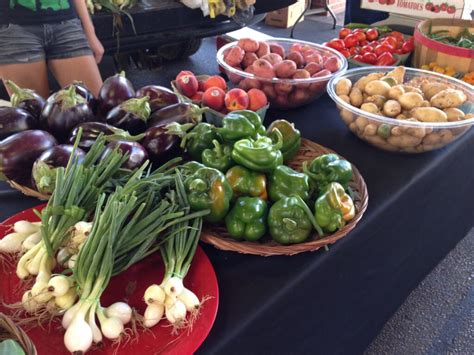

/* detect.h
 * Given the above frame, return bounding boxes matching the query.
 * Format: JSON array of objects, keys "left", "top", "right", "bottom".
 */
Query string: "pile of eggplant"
[{"left": 0, "top": 72, "right": 204, "bottom": 195}]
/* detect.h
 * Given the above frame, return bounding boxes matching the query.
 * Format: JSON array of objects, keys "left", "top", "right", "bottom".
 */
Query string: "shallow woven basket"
[
  {"left": 6, "top": 180, "right": 50, "bottom": 201},
  {"left": 0, "top": 313, "right": 37, "bottom": 355},
  {"left": 201, "top": 138, "right": 369, "bottom": 256}
]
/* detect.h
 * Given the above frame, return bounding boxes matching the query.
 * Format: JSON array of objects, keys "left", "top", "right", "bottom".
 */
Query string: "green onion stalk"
[
  {"left": 60, "top": 169, "right": 208, "bottom": 353},
  {"left": 143, "top": 170, "right": 206, "bottom": 329},
  {"left": 16, "top": 132, "right": 129, "bottom": 311}
]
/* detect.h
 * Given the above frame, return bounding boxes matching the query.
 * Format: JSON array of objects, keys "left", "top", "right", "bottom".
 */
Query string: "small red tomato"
[
  {"left": 362, "top": 52, "right": 377, "bottom": 64},
  {"left": 382, "top": 36, "right": 399, "bottom": 49},
  {"left": 366, "top": 28, "right": 379, "bottom": 41},
  {"left": 370, "top": 40, "right": 380, "bottom": 48},
  {"left": 390, "top": 31, "right": 404, "bottom": 41},
  {"left": 360, "top": 45, "right": 374, "bottom": 54},
  {"left": 176, "top": 74, "right": 198, "bottom": 97},
  {"left": 339, "top": 28, "right": 351, "bottom": 39},
  {"left": 352, "top": 28, "right": 365, "bottom": 34},
  {"left": 401, "top": 40, "right": 414, "bottom": 54},
  {"left": 349, "top": 46, "right": 361, "bottom": 55},
  {"left": 176, "top": 70, "right": 195, "bottom": 80},
  {"left": 339, "top": 48, "right": 351, "bottom": 58},
  {"left": 395, "top": 48, "right": 404, "bottom": 55},
  {"left": 374, "top": 44, "right": 394, "bottom": 56},
  {"left": 355, "top": 31, "right": 367, "bottom": 42},
  {"left": 376, "top": 52, "right": 395, "bottom": 66},
  {"left": 344, "top": 34, "right": 359, "bottom": 48},
  {"left": 327, "top": 39, "right": 346, "bottom": 51},
  {"left": 359, "top": 40, "right": 369, "bottom": 46},
  {"left": 352, "top": 54, "right": 364, "bottom": 63}
]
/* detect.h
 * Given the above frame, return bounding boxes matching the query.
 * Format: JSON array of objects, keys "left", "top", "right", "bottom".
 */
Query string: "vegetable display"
[{"left": 425, "top": 27, "right": 474, "bottom": 49}]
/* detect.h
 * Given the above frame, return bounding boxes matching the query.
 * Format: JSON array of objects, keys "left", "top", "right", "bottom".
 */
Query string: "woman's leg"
[
  {"left": 48, "top": 55, "right": 103, "bottom": 97},
  {"left": 0, "top": 61, "right": 50, "bottom": 98}
]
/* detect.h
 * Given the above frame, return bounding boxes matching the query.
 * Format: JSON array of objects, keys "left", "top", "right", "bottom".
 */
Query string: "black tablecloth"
[{"left": 1, "top": 95, "right": 472, "bottom": 354}]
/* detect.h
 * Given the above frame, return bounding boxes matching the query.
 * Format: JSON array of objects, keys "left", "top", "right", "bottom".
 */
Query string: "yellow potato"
[
  {"left": 364, "top": 80, "right": 391, "bottom": 97},
  {"left": 355, "top": 72, "right": 384, "bottom": 91},
  {"left": 411, "top": 107, "right": 448, "bottom": 122},
  {"left": 421, "top": 81, "right": 450, "bottom": 100},
  {"left": 365, "top": 95, "right": 386, "bottom": 109},
  {"left": 444, "top": 108, "right": 465, "bottom": 121},
  {"left": 360, "top": 102, "right": 379, "bottom": 114},
  {"left": 430, "top": 89, "right": 467, "bottom": 109},
  {"left": 398, "top": 92, "right": 424, "bottom": 110},
  {"left": 349, "top": 87, "right": 363, "bottom": 107},
  {"left": 388, "top": 85, "right": 405, "bottom": 100},
  {"left": 383, "top": 100, "right": 402, "bottom": 117},
  {"left": 336, "top": 78, "right": 352, "bottom": 96}
]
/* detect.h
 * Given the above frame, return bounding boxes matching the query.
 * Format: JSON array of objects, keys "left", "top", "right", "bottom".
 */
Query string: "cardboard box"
[
  {"left": 265, "top": 0, "right": 306, "bottom": 28},
  {"left": 360, "top": 0, "right": 472, "bottom": 20}
]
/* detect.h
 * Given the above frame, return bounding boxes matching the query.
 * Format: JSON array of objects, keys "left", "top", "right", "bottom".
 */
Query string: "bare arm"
[{"left": 73, "top": 0, "right": 104, "bottom": 63}]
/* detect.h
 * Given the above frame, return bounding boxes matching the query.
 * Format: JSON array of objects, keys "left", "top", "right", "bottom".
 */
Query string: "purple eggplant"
[
  {"left": 0, "top": 130, "right": 57, "bottom": 184},
  {"left": 141, "top": 126, "right": 179, "bottom": 164},
  {"left": 32, "top": 144, "right": 85, "bottom": 194},
  {"left": 102, "top": 141, "right": 148, "bottom": 171},
  {"left": 97, "top": 72, "right": 135, "bottom": 118},
  {"left": 40, "top": 86, "right": 94, "bottom": 142},
  {"left": 148, "top": 102, "right": 205, "bottom": 128},
  {"left": 136, "top": 85, "right": 178, "bottom": 112},
  {"left": 4, "top": 80, "right": 45, "bottom": 119},
  {"left": 66, "top": 81, "right": 97, "bottom": 113},
  {"left": 0, "top": 107, "right": 37, "bottom": 140},
  {"left": 106, "top": 96, "right": 150, "bottom": 135},
  {"left": 69, "top": 122, "right": 141, "bottom": 151}
]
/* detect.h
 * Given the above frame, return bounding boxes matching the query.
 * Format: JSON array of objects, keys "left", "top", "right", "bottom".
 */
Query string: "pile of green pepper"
[
  {"left": 427, "top": 27, "right": 474, "bottom": 49},
  {"left": 173, "top": 110, "right": 357, "bottom": 245}
]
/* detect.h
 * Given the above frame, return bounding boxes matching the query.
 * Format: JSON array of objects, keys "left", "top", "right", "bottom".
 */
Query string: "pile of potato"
[{"left": 335, "top": 66, "right": 473, "bottom": 153}]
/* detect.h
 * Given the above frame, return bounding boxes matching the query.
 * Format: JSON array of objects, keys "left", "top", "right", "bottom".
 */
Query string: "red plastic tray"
[{"left": 0, "top": 205, "right": 219, "bottom": 355}]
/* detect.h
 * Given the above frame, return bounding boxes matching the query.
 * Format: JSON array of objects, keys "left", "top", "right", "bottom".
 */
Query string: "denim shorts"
[{"left": 0, "top": 19, "right": 93, "bottom": 65}]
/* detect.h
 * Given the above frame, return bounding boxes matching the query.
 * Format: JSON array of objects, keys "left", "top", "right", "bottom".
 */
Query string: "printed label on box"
[{"left": 360, "top": 0, "right": 470, "bottom": 19}]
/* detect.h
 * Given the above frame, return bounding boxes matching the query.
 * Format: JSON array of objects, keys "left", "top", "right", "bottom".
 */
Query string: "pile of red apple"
[
  {"left": 221, "top": 38, "right": 342, "bottom": 107},
  {"left": 325, "top": 28, "right": 414, "bottom": 66},
  {"left": 174, "top": 70, "right": 268, "bottom": 113}
]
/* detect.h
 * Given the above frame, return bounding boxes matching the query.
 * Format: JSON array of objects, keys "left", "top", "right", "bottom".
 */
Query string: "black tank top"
[{"left": 0, "top": 0, "right": 77, "bottom": 25}]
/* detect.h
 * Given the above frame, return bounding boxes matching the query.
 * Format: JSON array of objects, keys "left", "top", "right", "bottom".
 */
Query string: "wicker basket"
[
  {"left": 6, "top": 180, "right": 50, "bottom": 201},
  {"left": 0, "top": 313, "right": 37, "bottom": 355},
  {"left": 201, "top": 138, "right": 369, "bottom": 256}
]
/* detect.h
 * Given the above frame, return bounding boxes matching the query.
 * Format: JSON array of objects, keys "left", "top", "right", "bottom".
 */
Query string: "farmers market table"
[
  {"left": 1, "top": 24, "right": 473, "bottom": 353},
  {"left": 1, "top": 94, "right": 473, "bottom": 354}
]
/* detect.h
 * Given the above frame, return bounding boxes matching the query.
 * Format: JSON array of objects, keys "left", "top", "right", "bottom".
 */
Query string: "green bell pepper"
[
  {"left": 185, "top": 166, "right": 233, "bottom": 222},
  {"left": 201, "top": 140, "right": 235, "bottom": 172},
  {"left": 302, "top": 153, "right": 353, "bottom": 190},
  {"left": 181, "top": 123, "right": 218, "bottom": 160},
  {"left": 231, "top": 129, "right": 284, "bottom": 173},
  {"left": 315, "top": 182, "right": 355, "bottom": 233},
  {"left": 267, "top": 119, "right": 301, "bottom": 162},
  {"left": 216, "top": 110, "right": 265, "bottom": 142},
  {"left": 268, "top": 165, "right": 310, "bottom": 202},
  {"left": 268, "top": 195, "right": 323, "bottom": 245},
  {"left": 179, "top": 161, "right": 205, "bottom": 177},
  {"left": 225, "top": 197, "right": 268, "bottom": 241},
  {"left": 225, "top": 165, "right": 268, "bottom": 200}
]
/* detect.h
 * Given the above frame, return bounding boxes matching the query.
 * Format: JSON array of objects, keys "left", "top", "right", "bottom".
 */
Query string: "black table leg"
[{"left": 326, "top": 0, "right": 337, "bottom": 29}]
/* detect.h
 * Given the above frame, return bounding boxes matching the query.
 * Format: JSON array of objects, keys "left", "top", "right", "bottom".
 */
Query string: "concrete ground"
[{"left": 365, "top": 227, "right": 474, "bottom": 355}]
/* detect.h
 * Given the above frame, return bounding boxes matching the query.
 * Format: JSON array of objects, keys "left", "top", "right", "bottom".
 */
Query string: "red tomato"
[
  {"left": 355, "top": 31, "right": 367, "bottom": 42},
  {"left": 360, "top": 45, "right": 374, "bottom": 54},
  {"left": 366, "top": 28, "right": 379, "bottom": 41},
  {"left": 339, "top": 48, "right": 351, "bottom": 58},
  {"left": 382, "top": 36, "right": 399, "bottom": 49},
  {"left": 359, "top": 40, "right": 369, "bottom": 46},
  {"left": 376, "top": 52, "right": 395, "bottom": 66},
  {"left": 395, "top": 48, "right": 404, "bottom": 55},
  {"left": 370, "top": 40, "right": 380, "bottom": 48},
  {"left": 352, "top": 54, "right": 364, "bottom": 63},
  {"left": 352, "top": 28, "right": 365, "bottom": 34},
  {"left": 327, "top": 39, "right": 345, "bottom": 51},
  {"left": 349, "top": 46, "right": 361, "bottom": 55},
  {"left": 390, "top": 31, "right": 404, "bottom": 41},
  {"left": 374, "top": 44, "right": 394, "bottom": 56},
  {"left": 344, "top": 34, "right": 359, "bottom": 48},
  {"left": 362, "top": 52, "right": 377, "bottom": 64},
  {"left": 401, "top": 40, "right": 414, "bottom": 54},
  {"left": 339, "top": 28, "right": 352, "bottom": 39}
]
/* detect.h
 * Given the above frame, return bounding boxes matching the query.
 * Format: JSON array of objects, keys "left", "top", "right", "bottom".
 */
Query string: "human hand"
[{"left": 87, "top": 33, "right": 105, "bottom": 63}]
